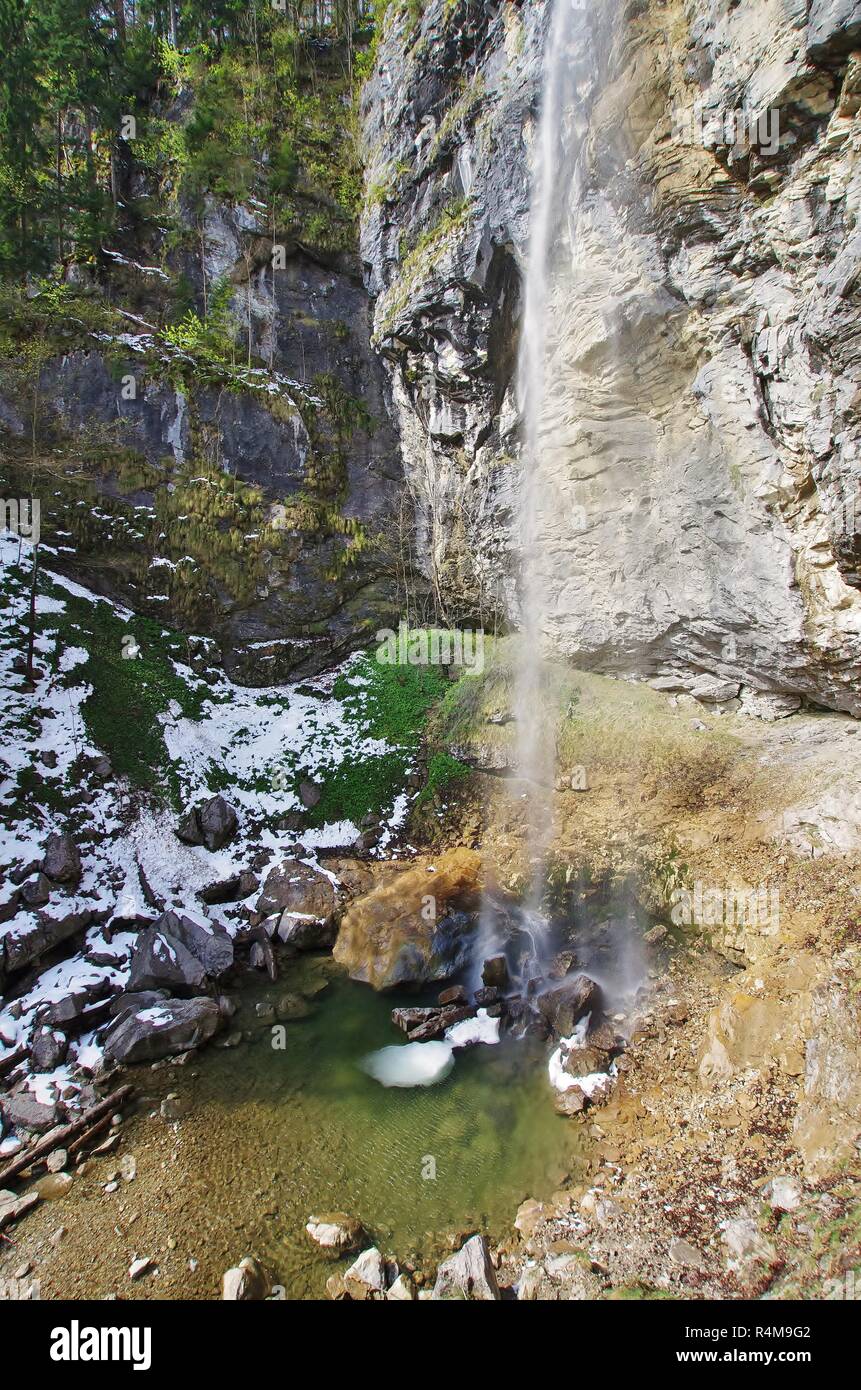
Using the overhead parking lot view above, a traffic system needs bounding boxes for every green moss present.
[54,594,207,802]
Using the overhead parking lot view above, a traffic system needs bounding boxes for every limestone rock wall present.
[360,0,861,714]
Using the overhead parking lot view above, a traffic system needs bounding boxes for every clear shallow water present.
[182,955,581,1298]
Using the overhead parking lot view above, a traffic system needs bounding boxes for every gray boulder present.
[126,927,207,994]
[431,1235,500,1301]
[103,997,222,1064]
[41,834,81,884]
[19,874,51,908]
[153,911,234,979]
[257,859,335,924]
[1,1091,60,1132]
[198,795,238,851]
[29,1026,68,1072]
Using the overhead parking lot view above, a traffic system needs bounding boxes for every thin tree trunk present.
[25,545,39,687]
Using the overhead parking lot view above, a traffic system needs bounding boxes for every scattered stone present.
[669,1238,706,1269]
[763,1176,802,1212]
[46,1148,68,1172]
[305,1213,366,1257]
[438,984,468,1006]
[129,1257,153,1280]
[120,1154,137,1182]
[643,924,668,946]
[275,993,312,1022]
[198,876,242,905]
[431,1234,500,1301]
[222,1255,268,1300]
[35,1172,73,1200]
[554,1087,587,1116]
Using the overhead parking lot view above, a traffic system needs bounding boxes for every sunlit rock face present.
[361,0,861,715]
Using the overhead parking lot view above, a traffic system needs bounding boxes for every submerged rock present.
[305,1213,366,1257]
[431,1234,500,1301]
[333,848,481,989]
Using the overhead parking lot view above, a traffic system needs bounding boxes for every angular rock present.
[126,926,207,994]
[175,808,204,846]
[198,795,238,851]
[537,974,603,1039]
[41,833,81,884]
[481,955,509,990]
[29,1027,68,1073]
[343,1247,386,1301]
[222,1255,268,1300]
[333,849,481,990]
[19,874,51,909]
[257,859,336,924]
[439,984,468,1006]
[276,911,336,951]
[431,1234,500,1301]
[1,1092,60,1132]
[103,997,222,1064]
[3,911,91,975]
[158,912,234,979]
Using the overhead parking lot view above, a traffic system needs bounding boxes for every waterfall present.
[513,0,594,918]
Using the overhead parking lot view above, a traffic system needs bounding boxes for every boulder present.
[481,955,509,990]
[175,808,204,846]
[126,926,207,994]
[29,1027,67,1072]
[155,912,234,979]
[256,860,335,925]
[431,1234,500,1301]
[1,1092,60,1132]
[343,1247,386,1300]
[439,984,468,1006]
[562,1045,611,1078]
[222,1256,268,1300]
[537,974,603,1039]
[19,874,51,908]
[4,910,93,977]
[305,1213,366,1257]
[103,997,222,1064]
[276,912,336,951]
[554,1087,587,1116]
[198,795,238,851]
[299,780,322,809]
[198,876,242,905]
[333,849,481,990]
[41,833,81,884]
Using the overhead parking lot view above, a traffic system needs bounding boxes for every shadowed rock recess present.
[361,0,861,713]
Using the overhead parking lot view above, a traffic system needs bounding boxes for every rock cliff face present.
[360,0,861,715]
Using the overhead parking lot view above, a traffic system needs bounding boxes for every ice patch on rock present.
[445,1008,500,1048]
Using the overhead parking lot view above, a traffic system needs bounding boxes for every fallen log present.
[67,1110,116,1159]
[0,1084,132,1187]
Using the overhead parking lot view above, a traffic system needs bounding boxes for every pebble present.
[128,1257,153,1280]
[46,1149,68,1172]
[120,1155,137,1182]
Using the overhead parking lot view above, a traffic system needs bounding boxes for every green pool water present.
[180,954,582,1298]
